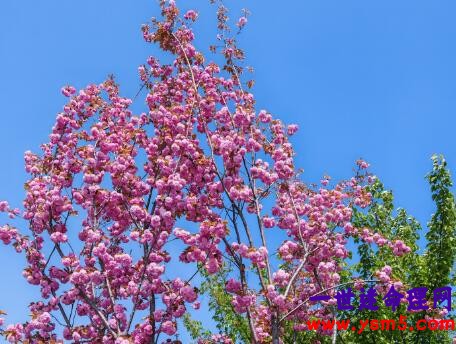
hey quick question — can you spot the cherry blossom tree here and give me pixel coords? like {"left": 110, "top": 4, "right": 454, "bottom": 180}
{"left": 0, "top": 1, "right": 414, "bottom": 343}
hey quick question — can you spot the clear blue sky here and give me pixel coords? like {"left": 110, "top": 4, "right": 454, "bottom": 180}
{"left": 1, "top": 0, "right": 455, "bottom": 341}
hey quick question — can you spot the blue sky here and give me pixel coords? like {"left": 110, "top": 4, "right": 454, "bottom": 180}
{"left": 0, "top": 0, "right": 455, "bottom": 341}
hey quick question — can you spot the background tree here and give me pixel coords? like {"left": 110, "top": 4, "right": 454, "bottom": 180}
{"left": 341, "top": 154, "right": 456, "bottom": 343}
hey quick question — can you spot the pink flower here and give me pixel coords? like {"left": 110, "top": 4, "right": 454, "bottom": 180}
{"left": 226, "top": 278, "right": 242, "bottom": 293}
{"left": 184, "top": 10, "right": 198, "bottom": 21}
{"left": 232, "top": 294, "right": 255, "bottom": 313}
{"left": 180, "top": 285, "right": 197, "bottom": 303}
{"left": 262, "top": 216, "right": 276, "bottom": 228}
{"left": 237, "top": 16, "right": 248, "bottom": 28}
{"left": 61, "top": 85, "right": 76, "bottom": 97}
{"left": 72, "top": 331, "right": 81, "bottom": 341}
{"left": 356, "top": 159, "right": 370, "bottom": 169}
{"left": 272, "top": 269, "right": 290, "bottom": 287}
{"left": 161, "top": 320, "right": 176, "bottom": 335}
{"left": 258, "top": 110, "right": 272, "bottom": 123}
{"left": 50, "top": 231, "right": 68, "bottom": 243}
{"left": 287, "top": 124, "right": 299, "bottom": 136}
{"left": 205, "top": 258, "right": 220, "bottom": 274}
{"left": 392, "top": 240, "right": 411, "bottom": 256}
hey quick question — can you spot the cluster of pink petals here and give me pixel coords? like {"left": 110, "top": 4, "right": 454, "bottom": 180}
{"left": 0, "top": 1, "right": 413, "bottom": 343}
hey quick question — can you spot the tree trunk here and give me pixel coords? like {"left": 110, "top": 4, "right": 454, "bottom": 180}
{"left": 271, "top": 312, "right": 280, "bottom": 344}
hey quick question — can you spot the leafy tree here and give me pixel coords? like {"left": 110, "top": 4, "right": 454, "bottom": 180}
{"left": 340, "top": 155, "right": 456, "bottom": 343}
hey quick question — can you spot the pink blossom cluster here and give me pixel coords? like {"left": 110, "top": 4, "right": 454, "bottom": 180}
{"left": 0, "top": 1, "right": 412, "bottom": 343}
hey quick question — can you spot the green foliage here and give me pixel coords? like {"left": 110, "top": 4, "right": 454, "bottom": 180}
{"left": 351, "top": 177, "right": 421, "bottom": 281}
{"left": 183, "top": 313, "right": 211, "bottom": 341}
{"left": 183, "top": 264, "right": 251, "bottom": 343}
{"left": 424, "top": 154, "right": 456, "bottom": 290}
{"left": 340, "top": 155, "right": 456, "bottom": 343}
{"left": 341, "top": 177, "right": 422, "bottom": 343}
